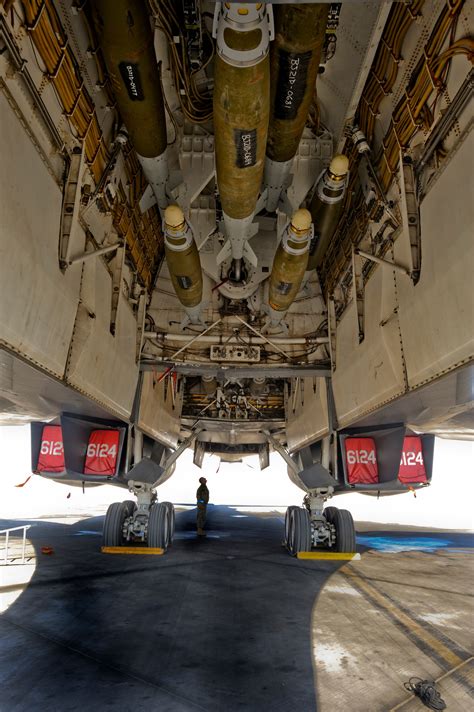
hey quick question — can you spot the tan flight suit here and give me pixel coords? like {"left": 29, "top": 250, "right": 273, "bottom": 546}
{"left": 196, "top": 484, "right": 209, "bottom": 532}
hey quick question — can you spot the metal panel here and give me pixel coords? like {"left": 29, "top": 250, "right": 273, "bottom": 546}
{"left": 0, "top": 91, "right": 81, "bottom": 378}
{"left": 332, "top": 265, "right": 407, "bottom": 427}
{"left": 137, "top": 372, "right": 182, "bottom": 449}
{"left": 395, "top": 129, "right": 474, "bottom": 389}
{"left": 65, "top": 262, "right": 139, "bottom": 418}
{"left": 317, "top": 2, "right": 385, "bottom": 144}
{"left": 286, "top": 377, "right": 330, "bottom": 453}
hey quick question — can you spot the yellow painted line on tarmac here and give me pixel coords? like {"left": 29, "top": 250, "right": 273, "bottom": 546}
{"left": 297, "top": 551, "right": 361, "bottom": 561}
{"left": 101, "top": 546, "right": 165, "bottom": 555}
{"left": 344, "top": 569, "right": 465, "bottom": 669}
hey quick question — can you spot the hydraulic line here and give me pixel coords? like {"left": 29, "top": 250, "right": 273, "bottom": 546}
{"left": 150, "top": 0, "right": 213, "bottom": 124}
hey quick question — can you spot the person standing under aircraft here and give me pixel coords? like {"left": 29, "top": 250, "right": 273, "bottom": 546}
{"left": 196, "top": 476, "right": 209, "bottom": 536}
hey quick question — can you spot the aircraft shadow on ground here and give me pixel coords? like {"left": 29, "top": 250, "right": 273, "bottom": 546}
{"left": 4, "top": 509, "right": 471, "bottom": 711}
{"left": 0, "top": 505, "right": 353, "bottom": 712}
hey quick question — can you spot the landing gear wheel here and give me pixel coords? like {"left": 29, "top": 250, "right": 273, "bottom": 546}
{"left": 323, "top": 506, "right": 337, "bottom": 521}
{"left": 325, "top": 507, "right": 356, "bottom": 553}
{"left": 103, "top": 502, "right": 127, "bottom": 547}
{"left": 288, "top": 507, "right": 311, "bottom": 556}
{"left": 162, "top": 502, "right": 175, "bottom": 547}
{"left": 148, "top": 502, "right": 169, "bottom": 549}
{"left": 123, "top": 500, "right": 136, "bottom": 517}
{"left": 285, "top": 506, "right": 299, "bottom": 546}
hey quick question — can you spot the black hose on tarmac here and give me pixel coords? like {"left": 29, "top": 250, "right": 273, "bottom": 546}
{"left": 404, "top": 677, "right": 447, "bottom": 710}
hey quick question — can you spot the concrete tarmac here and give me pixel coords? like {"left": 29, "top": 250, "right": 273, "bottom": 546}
{"left": 0, "top": 505, "right": 473, "bottom": 711}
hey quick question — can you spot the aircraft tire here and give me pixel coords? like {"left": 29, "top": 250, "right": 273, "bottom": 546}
{"left": 103, "top": 502, "right": 127, "bottom": 547}
{"left": 289, "top": 507, "right": 311, "bottom": 555}
{"left": 326, "top": 508, "right": 356, "bottom": 553}
{"left": 162, "top": 502, "right": 175, "bottom": 546}
{"left": 296, "top": 507, "right": 312, "bottom": 553}
{"left": 148, "top": 502, "right": 169, "bottom": 549}
{"left": 323, "top": 506, "right": 337, "bottom": 521}
{"left": 285, "top": 506, "right": 299, "bottom": 546}
{"left": 123, "top": 500, "right": 136, "bottom": 517}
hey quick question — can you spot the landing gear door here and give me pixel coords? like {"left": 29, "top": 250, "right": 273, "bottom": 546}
{"left": 193, "top": 440, "right": 206, "bottom": 468}
{"left": 258, "top": 443, "right": 269, "bottom": 470}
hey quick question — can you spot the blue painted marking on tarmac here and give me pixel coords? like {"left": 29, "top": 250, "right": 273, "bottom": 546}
{"left": 356, "top": 535, "right": 454, "bottom": 553}
{"left": 74, "top": 530, "right": 102, "bottom": 536}
{"left": 173, "top": 531, "right": 229, "bottom": 540}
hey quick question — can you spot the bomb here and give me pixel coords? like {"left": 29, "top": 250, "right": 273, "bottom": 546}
{"left": 307, "top": 154, "right": 349, "bottom": 271}
{"left": 264, "top": 4, "right": 328, "bottom": 211}
{"left": 267, "top": 208, "right": 312, "bottom": 326}
{"left": 213, "top": 3, "right": 272, "bottom": 279}
{"left": 95, "top": 0, "right": 168, "bottom": 208}
{"left": 164, "top": 205, "right": 203, "bottom": 324}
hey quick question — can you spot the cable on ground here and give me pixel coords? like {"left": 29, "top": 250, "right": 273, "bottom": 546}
{"left": 404, "top": 677, "right": 447, "bottom": 710}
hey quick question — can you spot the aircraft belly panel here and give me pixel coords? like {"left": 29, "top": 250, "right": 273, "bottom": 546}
{"left": 396, "top": 128, "right": 474, "bottom": 388}
{"left": 0, "top": 91, "right": 80, "bottom": 378}
{"left": 332, "top": 268, "right": 407, "bottom": 427}
{"left": 65, "top": 283, "right": 139, "bottom": 419}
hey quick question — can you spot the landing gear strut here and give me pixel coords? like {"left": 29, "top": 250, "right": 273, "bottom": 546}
{"left": 102, "top": 481, "right": 175, "bottom": 550}
{"left": 285, "top": 488, "right": 356, "bottom": 555}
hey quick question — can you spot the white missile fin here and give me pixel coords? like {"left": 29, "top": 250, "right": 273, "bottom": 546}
{"left": 139, "top": 184, "right": 156, "bottom": 214}
{"left": 255, "top": 189, "right": 267, "bottom": 215}
{"left": 278, "top": 192, "right": 295, "bottom": 220}
{"left": 216, "top": 240, "right": 232, "bottom": 265}
{"left": 243, "top": 241, "right": 258, "bottom": 268}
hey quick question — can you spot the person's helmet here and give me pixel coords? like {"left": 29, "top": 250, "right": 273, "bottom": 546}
{"left": 199, "top": 477, "right": 207, "bottom": 484}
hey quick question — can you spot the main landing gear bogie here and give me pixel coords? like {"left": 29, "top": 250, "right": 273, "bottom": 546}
{"left": 102, "top": 485, "right": 175, "bottom": 551}
{"left": 285, "top": 491, "right": 356, "bottom": 556}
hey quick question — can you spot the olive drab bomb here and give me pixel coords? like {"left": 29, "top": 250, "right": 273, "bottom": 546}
{"left": 164, "top": 205, "right": 204, "bottom": 325}
{"left": 266, "top": 208, "right": 313, "bottom": 327}
{"left": 264, "top": 4, "right": 329, "bottom": 211}
{"left": 94, "top": 0, "right": 169, "bottom": 209}
{"left": 308, "top": 154, "right": 349, "bottom": 271}
{"left": 213, "top": 3, "right": 272, "bottom": 281}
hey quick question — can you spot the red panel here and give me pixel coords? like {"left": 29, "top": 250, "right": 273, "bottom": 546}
{"left": 37, "top": 425, "right": 65, "bottom": 473}
{"left": 398, "top": 436, "right": 427, "bottom": 483}
{"left": 345, "top": 437, "right": 379, "bottom": 484}
{"left": 84, "top": 430, "right": 120, "bottom": 476}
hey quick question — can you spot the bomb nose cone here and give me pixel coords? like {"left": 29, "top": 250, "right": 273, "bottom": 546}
{"left": 329, "top": 154, "right": 349, "bottom": 177}
{"left": 291, "top": 208, "right": 312, "bottom": 232}
{"left": 164, "top": 204, "right": 185, "bottom": 228}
